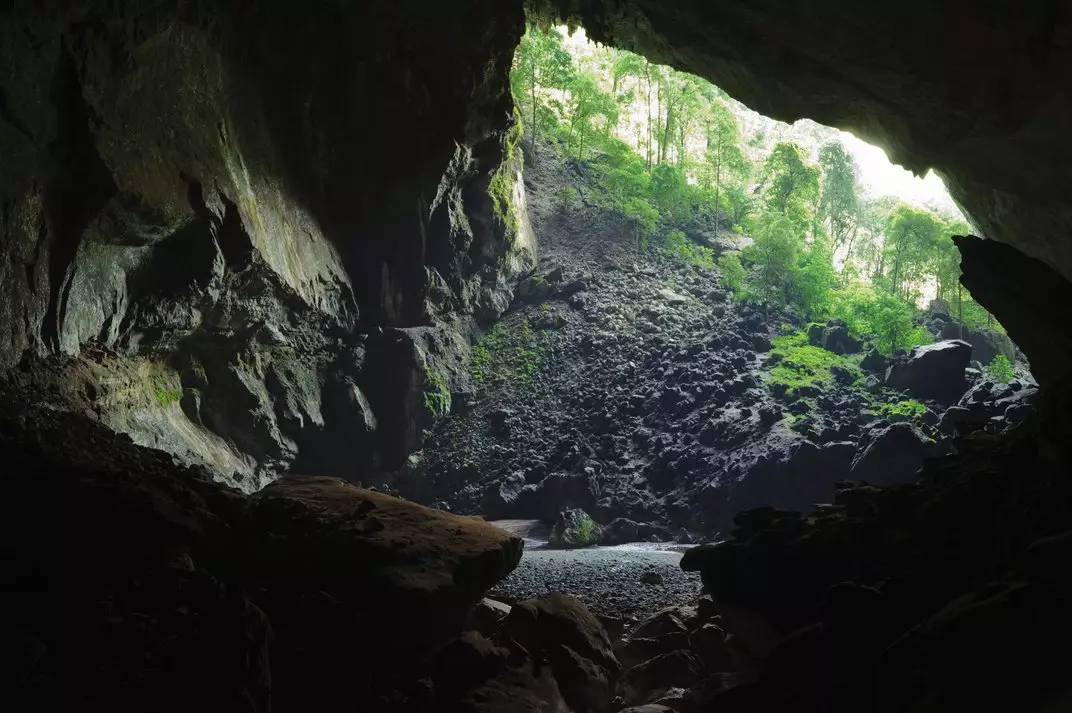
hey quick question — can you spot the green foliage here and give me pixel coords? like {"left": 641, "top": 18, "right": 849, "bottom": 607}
{"left": 878, "top": 399, "right": 927, "bottom": 420}
{"left": 649, "top": 163, "right": 690, "bottom": 222}
{"left": 154, "top": 386, "right": 182, "bottom": 408}
{"left": 556, "top": 185, "right": 580, "bottom": 208}
{"left": 766, "top": 329, "right": 860, "bottom": 399}
{"left": 818, "top": 141, "right": 860, "bottom": 250}
{"left": 827, "top": 283, "right": 930, "bottom": 356}
{"left": 577, "top": 514, "right": 596, "bottom": 544}
{"left": 986, "top": 354, "right": 1014, "bottom": 384}
{"left": 423, "top": 369, "right": 451, "bottom": 419}
{"left": 471, "top": 318, "right": 545, "bottom": 389}
{"left": 506, "top": 21, "right": 1011, "bottom": 353}
{"left": 663, "top": 230, "right": 715, "bottom": 269}
{"left": 791, "top": 233, "right": 838, "bottom": 320}
{"left": 743, "top": 213, "right": 800, "bottom": 304}
{"left": 512, "top": 25, "right": 575, "bottom": 154}
{"left": 590, "top": 138, "right": 659, "bottom": 237}
{"left": 760, "top": 142, "right": 820, "bottom": 231}
{"left": 718, "top": 252, "right": 745, "bottom": 291}
{"left": 151, "top": 375, "right": 182, "bottom": 408}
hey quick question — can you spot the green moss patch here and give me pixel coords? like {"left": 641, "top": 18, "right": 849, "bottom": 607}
{"left": 423, "top": 368, "right": 451, "bottom": 420}
{"left": 766, "top": 328, "right": 861, "bottom": 399}
{"left": 471, "top": 317, "right": 545, "bottom": 390}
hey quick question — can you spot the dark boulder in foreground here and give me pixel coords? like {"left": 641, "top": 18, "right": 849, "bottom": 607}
{"left": 885, "top": 339, "right": 972, "bottom": 404}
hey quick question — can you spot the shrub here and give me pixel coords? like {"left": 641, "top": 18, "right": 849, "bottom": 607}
{"left": 766, "top": 328, "right": 860, "bottom": 399}
{"left": 986, "top": 354, "right": 1014, "bottom": 384}
{"left": 742, "top": 213, "right": 799, "bottom": 305}
{"left": 878, "top": 399, "right": 927, "bottom": 421}
{"left": 663, "top": 230, "right": 715, "bottom": 269}
{"left": 718, "top": 252, "right": 745, "bottom": 291}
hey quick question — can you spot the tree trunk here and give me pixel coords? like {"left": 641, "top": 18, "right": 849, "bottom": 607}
{"left": 530, "top": 61, "right": 538, "bottom": 154}
{"left": 645, "top": 62, "right": 653, "bottom": 171}
{"left": 714, "top": 133, "right": 723, "bottom": 230}
{"left": 656, "top": 74, "right": 662, "bottom": 164}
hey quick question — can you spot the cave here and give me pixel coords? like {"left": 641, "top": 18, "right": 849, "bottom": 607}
{"left": 2, "top": 2, "right": 1071, "bottom": 712}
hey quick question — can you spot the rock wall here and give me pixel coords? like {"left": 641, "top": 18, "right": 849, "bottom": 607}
{"left": 534, "top": 0, "right": 1072, "bottom": 284}
{"left": 0, "top": 2, "right": 533, "bottom": 487}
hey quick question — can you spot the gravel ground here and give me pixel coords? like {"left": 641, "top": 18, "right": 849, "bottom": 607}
{"left": 489, "top": 541, "right": 702, "bottom": 627}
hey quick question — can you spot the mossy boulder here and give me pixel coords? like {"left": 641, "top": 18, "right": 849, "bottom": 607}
{"left": 549, "top": 508, "right": 602, "bottom": 549}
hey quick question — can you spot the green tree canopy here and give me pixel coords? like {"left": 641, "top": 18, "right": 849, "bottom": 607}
{"left": 760, "top": 142, "right": 820, "bottom": 233}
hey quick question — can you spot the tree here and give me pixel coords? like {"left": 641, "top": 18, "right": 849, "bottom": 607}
{"left": 705, "top": 100, "right": 747, "bottom": 230}
{"left": 649, "top": 162, "right": 690, "bottom": 222}
{"left": 760, "top": 142, "right": 820, "bottom": 233}
{"left": 718, "top": 252, "right": 746, "bottom": 291}
{"left": 792, "top": 233, "right": 838, "bottom": 319}
{"left": 881, "top": 204, "right": 943, "bottom": 301}
{"left": 743, "top": 213, "right": 800, "bottom": 304}
{"left": 818, "top": 141, "right": 860, "bottom": 251}
{"left": 512, "top": 26, "right": 574, "bottom": 154}
{"left": 564, "top": 69, "right": 616, "bottom": 160}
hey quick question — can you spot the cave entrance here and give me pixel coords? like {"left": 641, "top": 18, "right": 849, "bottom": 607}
{"left": 412, "top": 21, "right": 1039, "bottom": 614}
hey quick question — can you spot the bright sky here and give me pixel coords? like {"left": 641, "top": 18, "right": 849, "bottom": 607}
{"left": 838, "top": 132, "right": 962, "bottom": 217}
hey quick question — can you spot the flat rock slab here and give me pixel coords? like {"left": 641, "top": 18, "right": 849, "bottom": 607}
{"left": 250, "top": 476, "right": 524, "bottom": 649}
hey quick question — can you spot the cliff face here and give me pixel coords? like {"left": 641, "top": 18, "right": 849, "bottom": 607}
{"left": 0, "top": 2, "right": 533, "bottom": 487}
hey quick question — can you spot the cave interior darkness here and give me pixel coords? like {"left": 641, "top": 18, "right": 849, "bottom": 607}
{"left": 1, "top": 1, "right": 1072, "bottom": 712}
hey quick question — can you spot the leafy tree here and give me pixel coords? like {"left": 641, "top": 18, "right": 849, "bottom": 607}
{"left": 512, "top": 26, "right": 574, "bottom": 154}
{"left": 649, "top": 163, "right": 690, "bottom": 222}
{"left": 881, "top": 204, "right": 944, "bottom": 301}
{"left": 760, "top": 142, "right": 820, "bottom": 232}
{"left": 792, "top": 233, "right": 838, "bottom": 319}
{"left": 818, "top": 141, "right": 860, "bottom": 251}
{"left": 743, "top": 213, "right": 800, "bottom": 304}
{"left": 718, "top": 252, "right": 745, "bottom": 291}
{"left": 705, "top": 100, "right": 747, "bottom": 229}
{"left": 564, "top": 69, "right": 616, "bottom": 160}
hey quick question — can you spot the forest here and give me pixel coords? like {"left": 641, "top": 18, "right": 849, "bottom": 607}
{"left": 510, "top": 25, "right": 1002, "bottom": 357}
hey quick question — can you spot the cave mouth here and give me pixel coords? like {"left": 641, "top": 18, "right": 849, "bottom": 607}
{"left": 2, "top": 4, "right": 1070, "bottom": 712}
{"left": 411, "top": 20, "right": 1036, "bottom": 539}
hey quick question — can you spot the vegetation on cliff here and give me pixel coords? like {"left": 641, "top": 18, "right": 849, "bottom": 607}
{"left": 508, "top": 24, "right": 1006, "bottom": 355}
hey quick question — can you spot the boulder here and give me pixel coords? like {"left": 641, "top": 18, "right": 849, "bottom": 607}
{"left": 502, "top": 593, "right": 620, "bottom": 713}
{"left": 249, "top": 477, "right": 524, "bottom": 656}
{"left": 850, "top": 423, "right": 932, "bottom": 485}
{"left": 601, "top": 518, "right": 670, "bottom": 546}
{"left": 516, "top": 275, "right": 554, "bottom": 303}
{"left": 860, "top": 347, "right": 887, "bottom": 374}
{"left": 617, "top": 651, "right": 704, "bottom": 707}
{"left": 807, "top": 321, "right": 862, "bottom": 355}
{"left": 453, "top": 660, "right": 571, "bottom": 713}
{"left": 549, "top": 508, "right": 603, "bottom": 549}
{"left": 885, "top": 340, "right": 972, "bottom": 404}
{"left": 468, "top": 597, "right": 513, "bottom": 636}
{"left": 515, "top": 472, "right": 598, "bottom": 521}
{"left": 430, "top": 630, "right": 512, "bottom": 697}
{"left": 939, "top": 322, "right": 1018, "bottom": 366}
{"left": 481, "top": 474, "right": 527, "bottom": 519}
{"left": 615, "top": 632, "right": 691, "bottom": 673}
